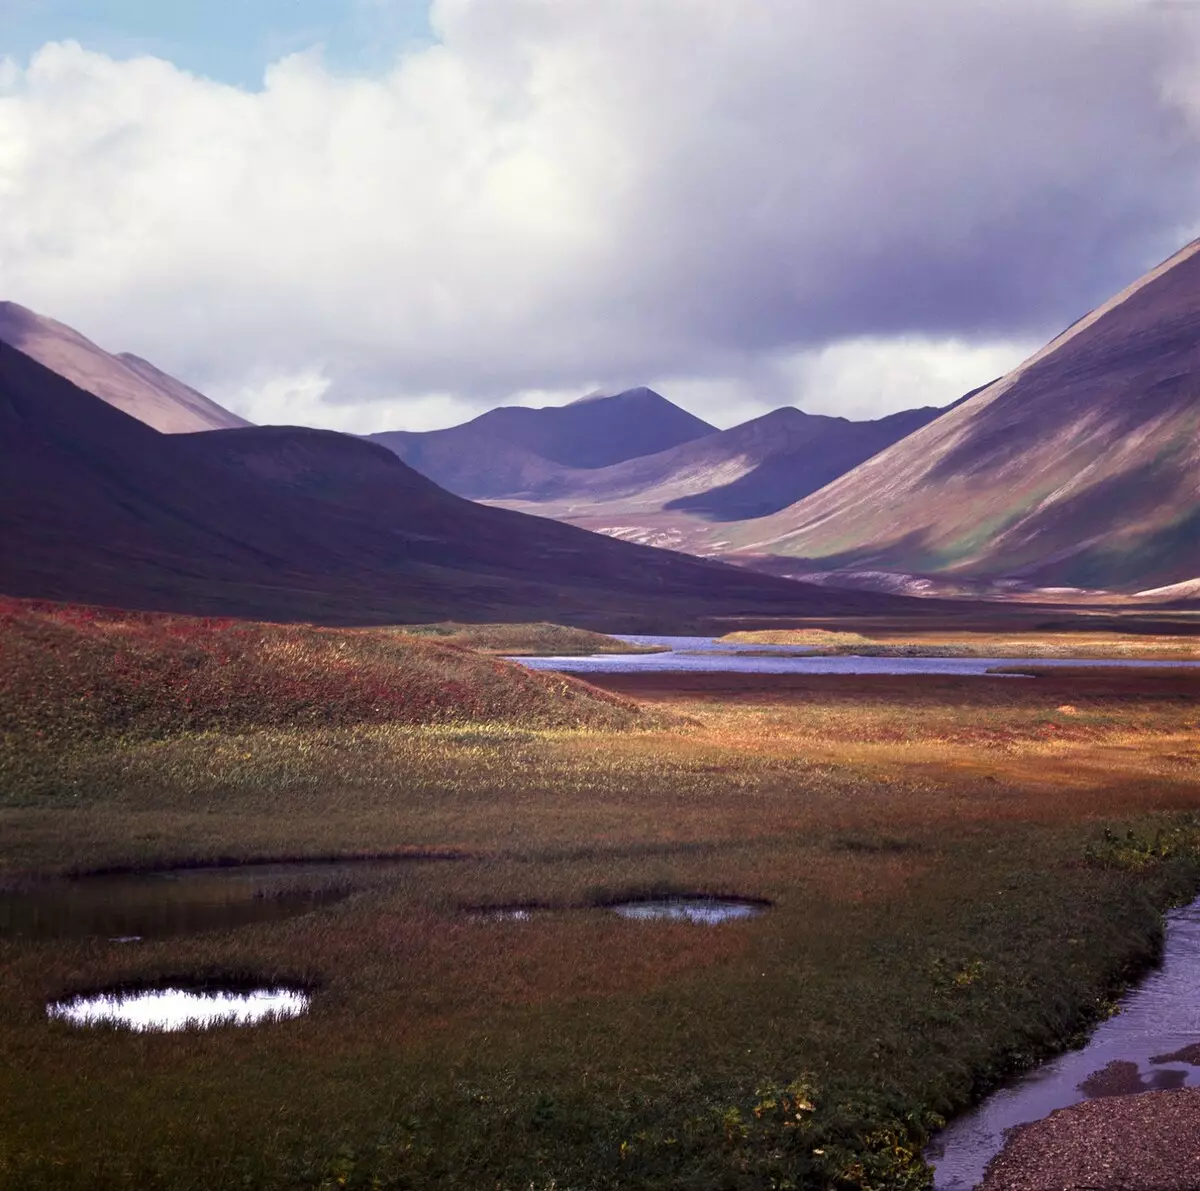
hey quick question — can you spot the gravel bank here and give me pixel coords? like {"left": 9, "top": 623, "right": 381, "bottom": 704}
{"left": 981, "top": 1087, "right": 1200, "bottom": 1190}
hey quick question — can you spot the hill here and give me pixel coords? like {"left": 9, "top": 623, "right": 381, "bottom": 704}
{"left": 724, "top": 239, "right": 1200, "bottom": 592}
{"left": 0, "top": 341, "right": 913, "bottom": 627}
{"left": 0, "top": 596, "right": 643, "bottom": 743}
{"left": 492, "top": 402, "right": 950, "bottom": 553}
{"left": 0, "top": 301, "right": 248, "bottom": 433}
{"left": 367, "top": 387, "right": 716, "bottom": 498}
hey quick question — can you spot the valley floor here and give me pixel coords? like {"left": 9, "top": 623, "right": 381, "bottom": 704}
{"left": 2, "top": 665, "right": 1199, "bottom": 1189}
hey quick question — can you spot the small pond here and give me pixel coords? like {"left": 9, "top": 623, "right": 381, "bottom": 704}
{"left": 0, "top": 859, "right": 423, "bottom": 942}
{"left": 48, "top": 985, "right": 310, "bottom": 1031}
{"left": 511, "top": 635, "right": 1200, "bottom": 677}
{"left": 467, "top": 906, "right": 540, "bottom": 922}
{"left": 609, "top": 897, "right": 767, "bottom": 924}
{"left": 927, "top": 895, "right": 1200, "bottom": 1189}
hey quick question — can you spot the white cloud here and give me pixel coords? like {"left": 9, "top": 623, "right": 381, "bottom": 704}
{"left": 1, "top": 0, "right": 1198, "bottom": 432}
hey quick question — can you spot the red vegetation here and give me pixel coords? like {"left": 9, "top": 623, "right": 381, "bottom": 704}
{"left": 0, "top": 597, "right": 640, "bottom": 741}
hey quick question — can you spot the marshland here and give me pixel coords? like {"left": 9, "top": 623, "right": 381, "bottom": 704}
{"left": 2, "top": 597, "right": 1199, "bottom": 1189}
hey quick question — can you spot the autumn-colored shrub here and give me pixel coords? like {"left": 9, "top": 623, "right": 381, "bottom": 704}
{"left": 0, "top": 597, "right": 641, "bottom": 741}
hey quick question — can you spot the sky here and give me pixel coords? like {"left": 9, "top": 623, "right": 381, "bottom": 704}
{"left": 3, "top": 0, "right": 1200, "bottom": 432}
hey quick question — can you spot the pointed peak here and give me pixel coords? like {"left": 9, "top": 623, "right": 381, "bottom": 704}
{"left": 568, "top": 386, "right": 666, "bottom": 407}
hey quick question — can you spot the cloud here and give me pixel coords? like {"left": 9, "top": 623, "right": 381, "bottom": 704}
{"left": 2, "top": 0, "right": 1198, "bottom": 431}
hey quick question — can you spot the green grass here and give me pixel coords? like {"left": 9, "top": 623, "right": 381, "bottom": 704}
{"left": 2, "top": 605, "right": 1200, "bottom": 1189}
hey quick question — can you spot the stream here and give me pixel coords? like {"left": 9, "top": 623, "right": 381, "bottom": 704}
{"left": 927, "top": 895, "right": 1200, "bottom": 1189}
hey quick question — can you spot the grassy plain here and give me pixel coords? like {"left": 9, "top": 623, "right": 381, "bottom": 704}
{"left": 2, "top": 602, "right": 1199, "bottom": 1189}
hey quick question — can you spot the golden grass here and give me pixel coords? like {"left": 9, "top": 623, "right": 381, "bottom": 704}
{"left": 721, "top": 627, "right": 1200, "bottom": 659}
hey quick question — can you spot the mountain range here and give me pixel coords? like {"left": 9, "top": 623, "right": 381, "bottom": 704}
{"left": 5, "top": 231, "right": 1198, "bottom": 611}
{"left": 367, "top": 387, "right": 716, "bottom": 499}
{"left": 0, "top": 339, "right": 907, "bottom": 626}
{"left": 487, "top": 401, "right": 956, "bottom": 554}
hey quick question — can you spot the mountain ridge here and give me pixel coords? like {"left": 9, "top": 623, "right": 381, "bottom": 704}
{"left": 367, "top": 387, "right": 716, "bottom": 498}
{"left": 721, "top": 238, "right": 1200, "bottom": 591}
{"left": 0, "top": 300, "right": 248, "bottom": 433}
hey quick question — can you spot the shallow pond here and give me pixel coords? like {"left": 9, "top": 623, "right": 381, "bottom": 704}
{"left": 609, "top": 897, "right": 767, "bottom": 924}
{"left": 48, "top": 985, "right": 310, "bottom": 1031}
{"left": 0, "top": 859, "right": 418, "bottom": 942}
{"left": 927, "top": 896, "right": 1200, "bottom": 1189}
{"left": 511, "top": 635, "right": 1200, "bottom": 677}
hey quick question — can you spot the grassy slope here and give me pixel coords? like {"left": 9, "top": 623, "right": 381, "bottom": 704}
{"left": 0, "top": 598, "right": 642, "bottom": 744}
{"left": 396, "top": 622, "right": 664, "bottom": 655}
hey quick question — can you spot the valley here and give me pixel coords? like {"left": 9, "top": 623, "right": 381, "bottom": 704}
{"left": 3, "top": 219, "right": 1199, "bottom": 1191}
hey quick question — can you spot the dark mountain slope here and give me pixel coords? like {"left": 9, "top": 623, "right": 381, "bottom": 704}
{"left": 0, "top": 343, "right": 910, "bottom": 625}
{"left": 367, "top": 387, "right": 716, "bottom": 498}
{"left": 723, "top": 239, "right": 1200, "bottom": 591}
{"left": 0, "top": 301, "right": 248, "bottom": 433}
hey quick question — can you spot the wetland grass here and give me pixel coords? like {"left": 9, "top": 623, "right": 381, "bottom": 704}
{"left": 2, "top": 602, "right": 1199, "bottom": 1188}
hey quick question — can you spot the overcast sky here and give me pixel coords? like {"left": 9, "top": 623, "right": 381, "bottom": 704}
{"left": 3, "top": 0, "right": 1200, "bottom": 431}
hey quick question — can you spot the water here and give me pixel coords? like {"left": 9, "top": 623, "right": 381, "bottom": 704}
{"left": 608, "top": 897, "right": 767, "bottom": 924}
{"left": 928, "top": 897, "right": 1200, "bottom": 1189}
{"left": 468, "top": 906, "right": 539, "bottom": 922}
{"left": 510, "top": 635, "right": 1200, "bottom": 677}
{"left": 48, "top": 986, "right": 310, "bottom": 1031}
{"left": 0, "top": 859, "right": 415, "bottom": 942}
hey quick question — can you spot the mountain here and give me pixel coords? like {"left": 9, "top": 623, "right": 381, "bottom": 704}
{"left": 0, "top": 301, "right": 248, "bottom": 433}
{"left": 491, "top": 402, "right": 952, "bottom": 553}
{"left": 721, "top": 239, "right": 1200, "bottom": 592}
{"left": 367, "top": 387, "right": 716, "bottom": 499}
{"left": 0, "top": 341, "right": 913, "bottom": 626}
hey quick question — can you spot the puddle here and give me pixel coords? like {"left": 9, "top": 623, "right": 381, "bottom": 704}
{"left": 608, "top": 897, "right": 767, "bottom": 924}
{"left": 927, "top": 895, "right": 1200, "bottom": 1189}
{"left": 510, "top": 635, "right": 1200, "bottom": 678}
{"left": 0, "top": 858, "right": 424, "bottom": 942}
{"left": 48, "top": 985, "right": 310, "bottom": 1031}
{"left": 467, "top": 906, "right": 542, "bottom": 922}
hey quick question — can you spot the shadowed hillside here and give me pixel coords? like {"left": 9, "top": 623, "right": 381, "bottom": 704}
{"left": 0, "top": 342, "right": 915, "bottom": 626}
{"left": 724, "top": 239, "right": 1200, "bottom": 592}
{"left": 0, "top": 301, "right": 248, "bottom": 433}
{"left": 367, "top": 387, "right": 716, "bottom": 498}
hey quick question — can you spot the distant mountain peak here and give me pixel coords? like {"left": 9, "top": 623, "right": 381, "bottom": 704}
{"left": 370, "top": 386, "right": 716, "bottom": 495}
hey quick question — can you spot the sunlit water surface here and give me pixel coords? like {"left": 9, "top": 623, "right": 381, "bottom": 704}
{"left": 47, "top": 987, "right": 310, "bottom": 1031}
{"left": 609, "top": 898, "right": 766, "bottom": 924}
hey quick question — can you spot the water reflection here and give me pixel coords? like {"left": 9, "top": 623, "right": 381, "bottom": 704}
{"left": 609, "top": 898, "right": 766, "bottom": 924}
{"left": 48, "top": 986, "right": 309, "bottom": 1031}
{"left": 0, "top": 860, "right": 418, "bottom": 942}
